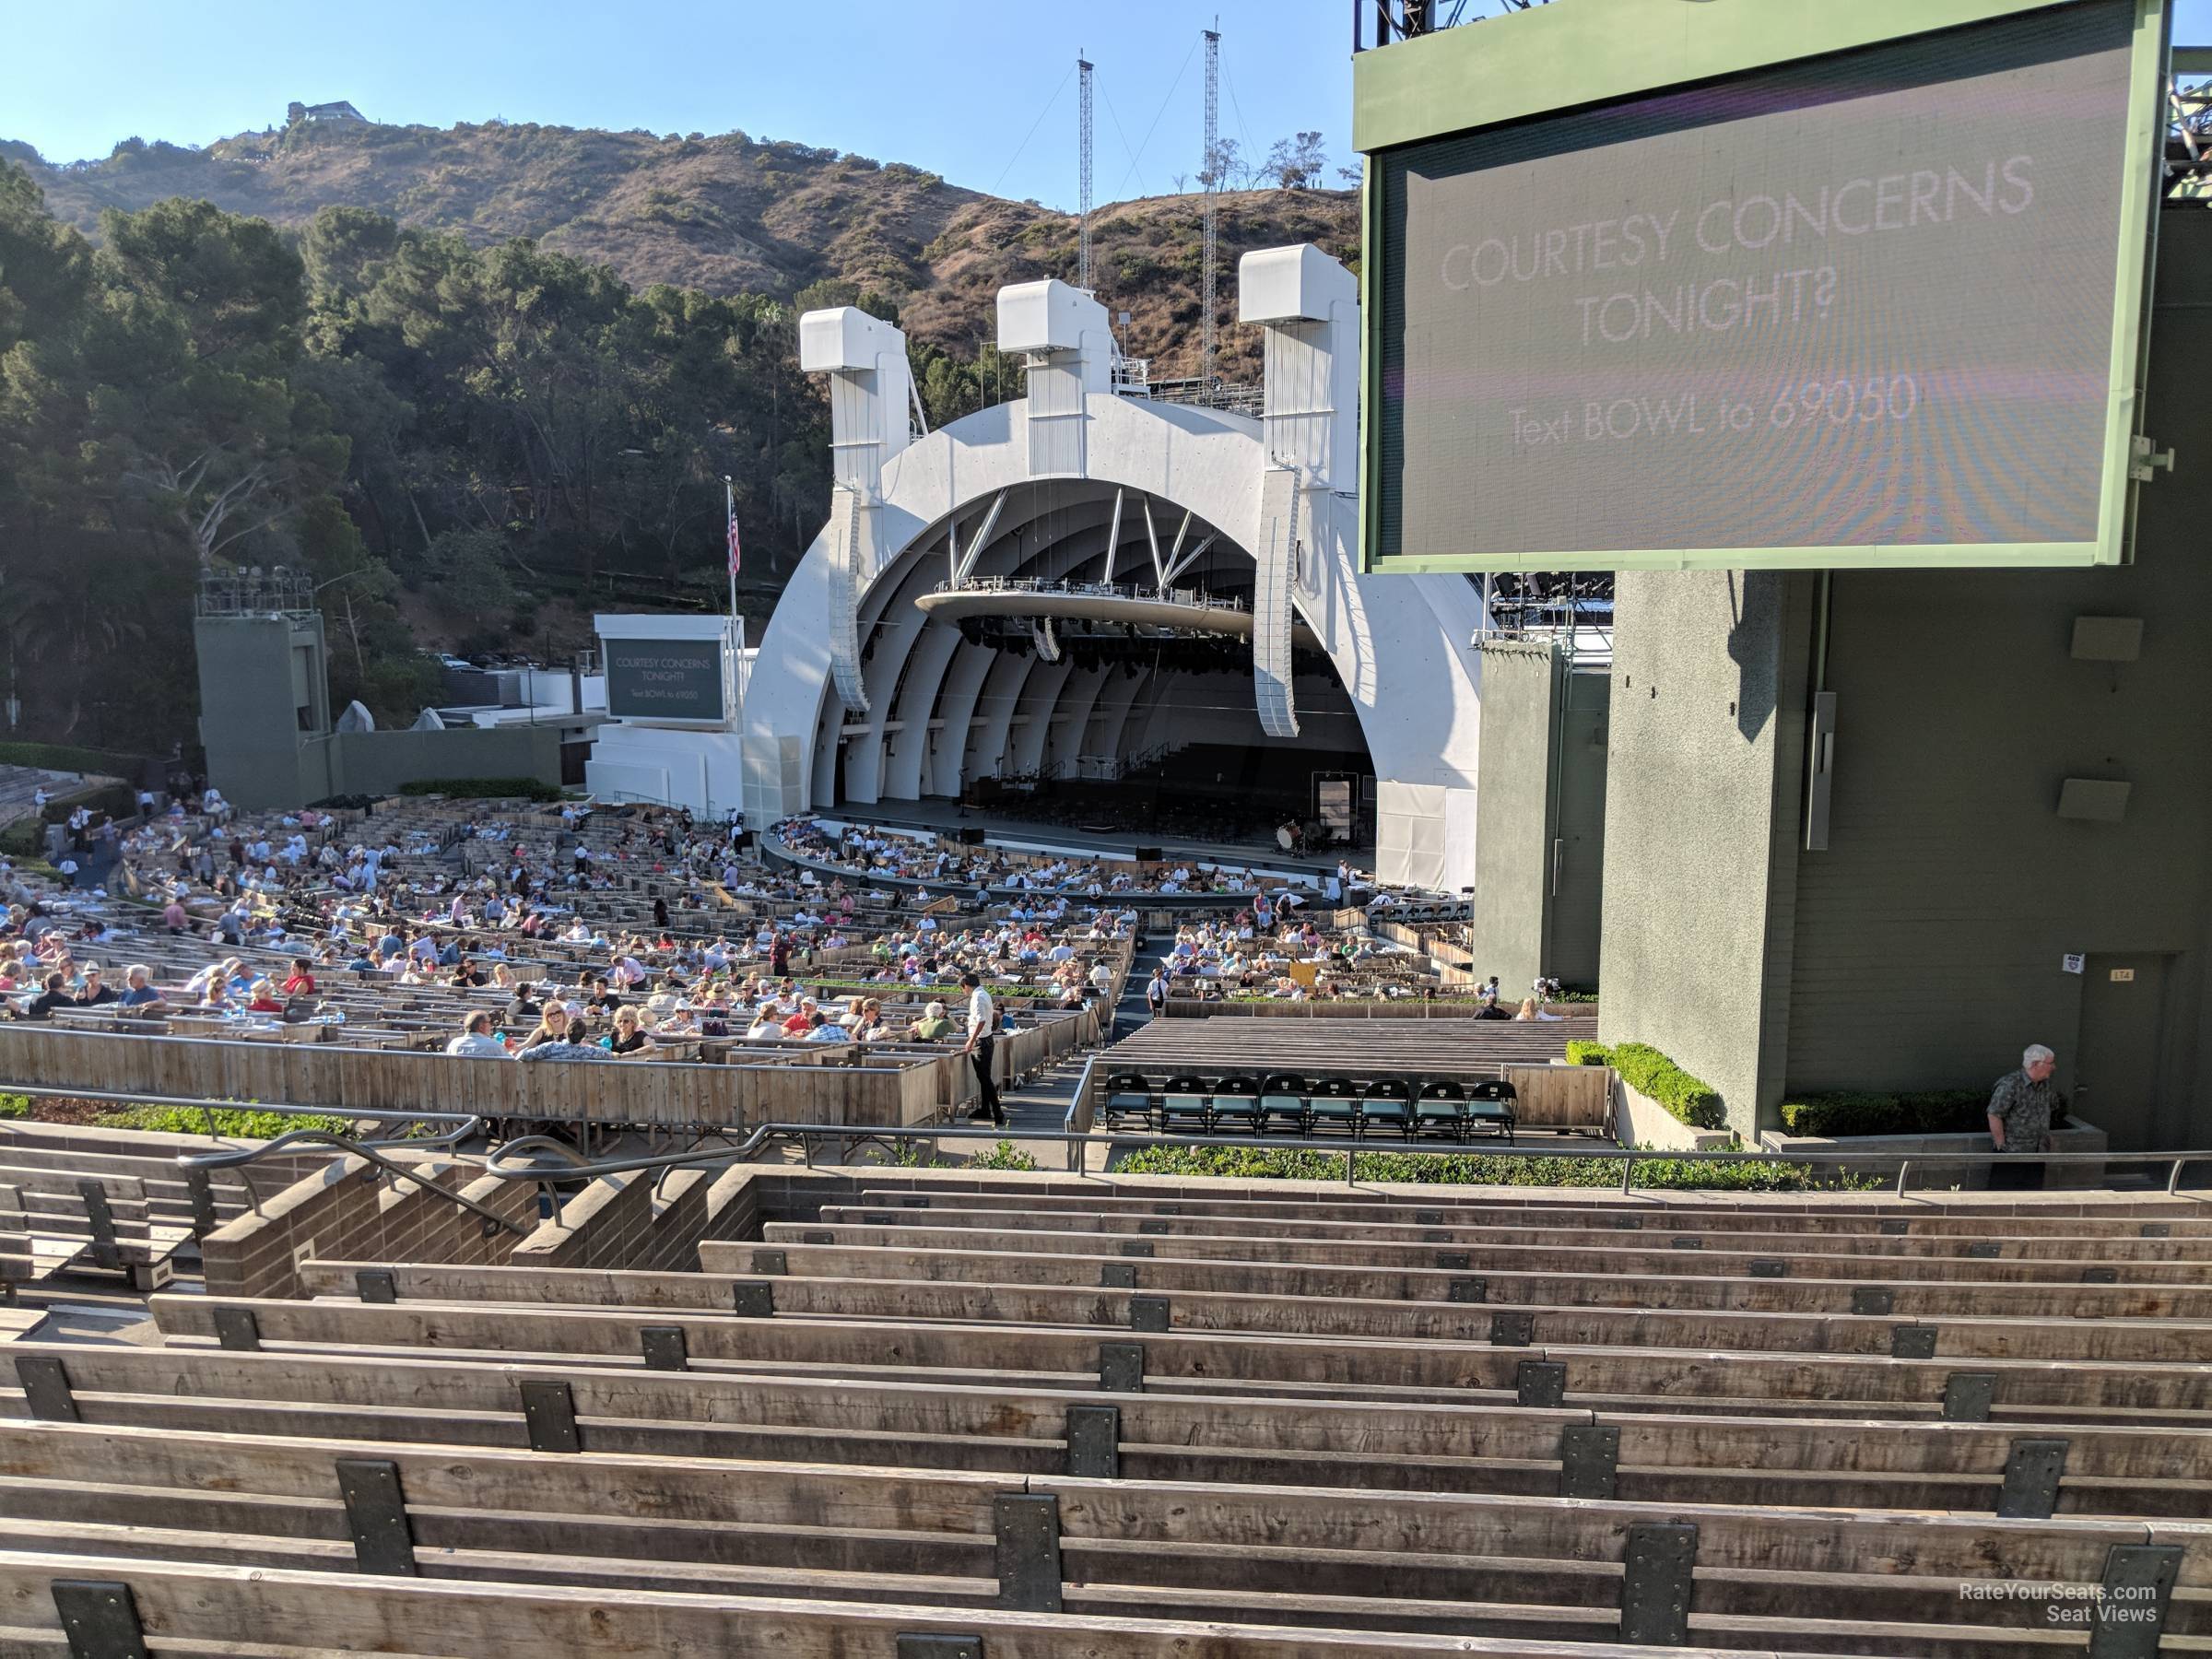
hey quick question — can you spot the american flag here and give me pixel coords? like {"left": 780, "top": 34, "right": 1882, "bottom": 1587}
{"left": 725, "top": 493, "right": 742, "bottom": 577}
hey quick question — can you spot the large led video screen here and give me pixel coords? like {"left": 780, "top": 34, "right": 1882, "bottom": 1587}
{"left": 1370, "top": 0, "right": 2154, "bottom": 570}
{"left": 605, "top": 639, "right": 726, "bottom": 724}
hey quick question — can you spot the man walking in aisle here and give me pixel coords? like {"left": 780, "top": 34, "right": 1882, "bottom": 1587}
{"left": 960, "top": 970, "right": 1005, "bottom": 1127}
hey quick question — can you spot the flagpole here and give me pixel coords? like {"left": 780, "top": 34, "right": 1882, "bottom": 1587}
{"left": 723, "top": 476, "right": 737, "bottom": 624}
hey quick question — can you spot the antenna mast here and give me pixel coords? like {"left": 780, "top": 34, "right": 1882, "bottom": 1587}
{"left": 1201, "top": 27, "right": 1220, "bottom": 384}
{"left": 1077, "top": 51, "right": 1095, "bottom": 288}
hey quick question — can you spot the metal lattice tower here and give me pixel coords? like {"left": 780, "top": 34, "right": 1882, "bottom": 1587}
{"left": 1202, "top": 27, "right": 1220, "bottom": 384}
{"left": 1077, "top": 53, "right": 1095, "bottom": 288}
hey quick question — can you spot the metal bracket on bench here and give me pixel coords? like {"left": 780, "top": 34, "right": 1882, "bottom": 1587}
{"left": 1850, "top": 1286, "right": 1895, "bottom": 1317}
{"left": 1065, "top": 1404, "right": 1121, "bottom": 1478}
{"left": 77, "top": 1181, "right": 123, "bottom": 1273}
{"left": 519, "top": 1380, "right": 581, "bottom": 1453}
{"left": 1612, "top": 1215, "right": 1642, "bottom": 1230}
{"left": 1996, "top": 1438, "right": 2069, "bottom": 1520}
{"left": 1118, "top": 1241, "right": 1154, "bottom": 1258}
{"left": 1619, "top": 1521, "right": 1698, "bottom": 1645}
{"left": 2090, "top": 1544, "right": 2182, "bottom": 1658}
{"left": 356, "top": 1268, "right": 398, "bottom": 1304}
{"left": 50, "top": 1580, "right": 148, "bottom": 1659}
{"left": 641, "top": 1325, "right": 689, "bottom": 1371}
{"left": 1560, "top": 1424, "right": 1619, "bottom": 1498}
{"left": 1943, "top": 1372, "right": 1997, "bottom": 1422}
{"left": 1100, "top": 1263, "right": 1137, "bottom": 1288}
{"left": 731, "top": 1280, "right": 776, "bottom": 1318}
{"left": 212, "top": 1306, "right": 262, "bottom": 1352}
{"left": 993, "top": 1493, "right": 1063, "bottom": 1612}
{"left": 1748, "top": 1258, "right": 1787, "bottom": 1278}
{"left": 336, "top": 1457, "right": 418, "bottom": 1575}
{"left": 1128, "top": 1294, "right": 1170, "bottom": 1333}
{"left": 1965, "top": 1241, "right": 2001, "bottom": 1259}
{"left": 750, "top": 1248, "right": 788, "bottom": 1276}
{"left": 2081, "top": 1265, "right": 2118, "bottom": 1284}
{"left": 1099, "top": 1342, "right": 1145, "bottom": 1393}
{"left": 2139, "top": 1222, "right": 2171, "bottom": 1239}
{"left": 1890, "top": 1324, "right": 1938, "bottom": 1360}
{"left": 802, "top": 1230, "right": 835, "bottom": 1244}
{"left": 1491, "top": 1310, "right": 1535, "bottom": 1347}
{"left": 863, "top": 1211, "right": 896, "bottom": 1225}
{"left": 1136, "top": 1218, "right": 1171, "bottom": 1235}
{"left": 1448, "top": 1277, "right": 1488, "bottom": 1304}
{"left": 1517, "top": 1359, "right": 1566, "bottom": 1407}
{"left": 1879, "top": 1218, "right": 1910, "bottom": 1235}
{"left": 184, "top": 1165, "right": 219, "bottom": 1237}
{"left": 16, "top": 1355, "right": 79, "bottom": 1422}
{"left": 897, "top": 1638, "right": 984, "bottom": 1659}
{"left": 1415, "top": 1209, "right": 1443, "bottom": 1225}
{"left": 902, "top": 1195, "right": 932, "bottom": 1208}
{"left": 1435, "top": 1251, "right": 1471, "bottom": 1271}
{"left": 1668, "top": 1236, "right": 1702, "bottom": 1251}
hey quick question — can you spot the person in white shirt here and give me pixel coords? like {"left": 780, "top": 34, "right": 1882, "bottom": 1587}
{"left": 445, "top": 1011, "right": 511, "bottom": 1057}
{"left": 959, "top": 971, "right": 1004, "bottom": 1126}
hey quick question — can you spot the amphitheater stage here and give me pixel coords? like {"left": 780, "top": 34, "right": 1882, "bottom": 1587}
{"left": 802, "top": 795, "right": 1358, "bottom": 890}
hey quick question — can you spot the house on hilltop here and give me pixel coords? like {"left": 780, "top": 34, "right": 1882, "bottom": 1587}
{"left": 285, "top": 100, "right": 369, "bottom": 125}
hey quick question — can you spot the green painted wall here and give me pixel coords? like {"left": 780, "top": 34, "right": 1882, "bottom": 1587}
{"left": 1465, "top": 641, "right": 1610, "bottom": 996}
{"left": 1597, "top": 207, "right": 2212, "bottom": 1147}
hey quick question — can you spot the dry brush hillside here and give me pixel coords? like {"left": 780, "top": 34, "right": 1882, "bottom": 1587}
{"left": 6, "top": 119, "right": 1357, "bottom": 380}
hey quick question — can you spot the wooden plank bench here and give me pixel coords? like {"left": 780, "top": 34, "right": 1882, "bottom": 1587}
{"left": 12, "top": 1336, "right": 2212, "bottom": 1517}
{"left": 0, "top": 1171, "right": 185, "bottom": 1290}
{"left": 692, "top": 1240, "right": 2212, "bottom": 1363}
{"left": 831, "top": 1185, "right": 2212, "bottom": 1241}
{"left": 147, "top": 1292, "right": 2212, "bottom": 1425}
{"left": 0, "top": 1418, "right": 2201, "bottom": 1653}
{"left": 0, "top": 1550, "right": 1872, "bottom": 1658}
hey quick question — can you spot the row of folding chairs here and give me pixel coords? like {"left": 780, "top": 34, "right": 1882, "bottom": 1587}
{"left": 1100, "top": 1071, "right": 1516, "bottom": 1141}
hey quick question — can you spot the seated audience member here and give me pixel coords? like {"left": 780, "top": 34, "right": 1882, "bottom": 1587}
{"left": 444, "top": 1011, "right": 511, "bottom": 1058}
{"left": 905, "top": 1000, "right": 953, "bottom": 1041}
{"left": 116, "top": 965, "right": 167, "bottom": 1010}
{"left": 605, "top": 1005, "right": 654, "bottom": 1055}
{"left": 803, "top": 1009, "right": 851, "bottom": 1043}
{"left": 18, "top": 971, "right": 72, "bottom": 1020}
{"left": 75, "top": 964, "right": 119, "bottom": 1006}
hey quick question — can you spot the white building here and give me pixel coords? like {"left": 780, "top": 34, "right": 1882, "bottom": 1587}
{"left": 739, "top": 245, "right": 1487, "bottom": 889}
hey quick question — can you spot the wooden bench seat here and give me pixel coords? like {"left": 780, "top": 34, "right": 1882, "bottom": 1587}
{"left": 2, "top": 1553, "right": 1683, "bottom": 1659}
{"left": 147, "top": 1290, "right": 2212, "bottom": 1425}
{"left": 11, "top": 1335, "right": 2212, "bottom": 1518}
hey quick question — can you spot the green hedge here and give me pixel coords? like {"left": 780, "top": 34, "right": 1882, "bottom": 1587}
{"left": 396, "top": 777, "right": 560, "bottom": 802}
{"left": 1777, "top": 1088, "right": 1993, "bottom": 1138}
{"left": 0, "top": 741, "right": 142, "bottom": 777}
{"left": 1567, "top": 1040, "right": 1725, "bottom": 1129}
{"left": 1116, "top": 1146, "right": 1869, "bottom": 1192}
{"left": 94, "top": 1105, "right": 356, "bottom": 1138}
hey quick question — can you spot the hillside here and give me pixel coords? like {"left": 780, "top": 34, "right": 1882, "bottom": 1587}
{"left": 3, "top": 119, "right": 1357, "bottom": 381}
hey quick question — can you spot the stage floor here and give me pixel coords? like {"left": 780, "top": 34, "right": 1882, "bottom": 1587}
{"left": 818, "top": 797, "right": 1355, "bottom": 885}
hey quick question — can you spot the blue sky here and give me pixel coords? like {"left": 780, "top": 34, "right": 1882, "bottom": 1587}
{"left": 6, "top": 0, "right": 1359, "bottom": 209}
{"left": 13, "top": 0, "right": 2212, "bottom": 210}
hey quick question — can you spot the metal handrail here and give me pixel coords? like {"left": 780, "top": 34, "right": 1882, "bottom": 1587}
{"left": 477, "top": 1107, "right": 2212, "bottom": 1198}
{"left": 179, "top": 1125, "right": 528, "bottom": 1238}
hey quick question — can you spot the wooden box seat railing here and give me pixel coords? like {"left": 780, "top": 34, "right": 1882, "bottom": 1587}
{"left": 14, "top": 1334, "right": 2212, "bottom": 1518}
{"left": 0, "top": 1416, "right": 2201, "bottom": 1653}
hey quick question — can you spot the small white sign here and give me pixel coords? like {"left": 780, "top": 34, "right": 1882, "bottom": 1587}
{"left": 2061, "top": 954, "right": 2085, "bottom": 975}
{"left": 2110, "top": 967, "right": 2136, "bottom": 982}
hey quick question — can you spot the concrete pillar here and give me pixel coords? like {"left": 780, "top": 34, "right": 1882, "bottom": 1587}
{"left": 1598, "top": 570, "right": 1815, "bottom": 1138}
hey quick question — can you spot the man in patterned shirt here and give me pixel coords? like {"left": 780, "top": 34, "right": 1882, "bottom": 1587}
{"left": 1987, "top": 1043, "right": 2060, "bottom": 1190}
